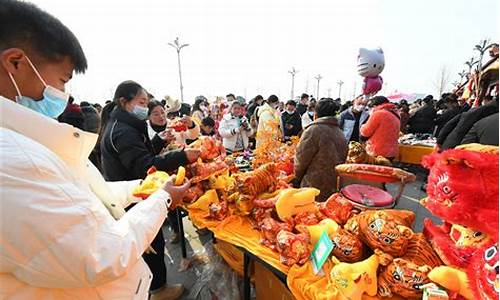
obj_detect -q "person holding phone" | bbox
[218,101,253,154]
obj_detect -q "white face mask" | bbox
[353,104,366,112]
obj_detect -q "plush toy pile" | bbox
[133,136,499,300]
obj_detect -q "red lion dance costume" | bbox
[421,147,499,300]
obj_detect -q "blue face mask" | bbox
[131,105,149,121]
[8,56,70,119]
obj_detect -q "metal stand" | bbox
[176,208,187,258]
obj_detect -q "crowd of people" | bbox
[1,1,498,300]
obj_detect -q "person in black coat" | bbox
[296,93,309,116]
[438,96,498,150]
[281,100,302,140]
[461,113,499,146]
[434,99,461,136]
[99,81,200,298]
[408,95,437,134]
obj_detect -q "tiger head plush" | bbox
[378,258,433,300]
[345,210,415,257]
[346,141,368,164]
[330,228,365,263]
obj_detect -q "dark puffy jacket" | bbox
[81,105,101,133]
[408,104,436,134]
[439,102,499,150]
[100,107,188,181]
[434,107,461,136]
[461,113,499,146]
[281,111,302,138]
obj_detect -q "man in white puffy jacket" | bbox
[0,1,189,299]
[218,101,253,154]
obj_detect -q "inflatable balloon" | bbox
[357,48,385,96]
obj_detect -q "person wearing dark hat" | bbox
[297,93,309,116]
[281,100,302,140]
[408,95,437,134]
[58,102,85,130]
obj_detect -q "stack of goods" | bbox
[399,133,437,147]
[253,134,298,177]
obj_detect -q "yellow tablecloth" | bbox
[395,144,436,165]
[188,208,289,274]
[187,207,403,300]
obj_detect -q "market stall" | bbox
[395,134,437,165]
[133,136,498,300]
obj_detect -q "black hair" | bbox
[201,116,215,127]
[267,95,279,104]
[301,93,309,100]
[370,96,390,107]
[98,80,145,144]
[179,103,191,116]
[423,95,433,104]
[148,100,163,116]
[226,94,235,99]
[80,101,91,107]
[286,100,297,107]
[0,0,87,73]
[192,98,205,113]
[254,95,264,101]
[93,103,102,108]
[147,92,155,100]
[315,98,340,118]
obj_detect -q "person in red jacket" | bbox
[360,96,401,159]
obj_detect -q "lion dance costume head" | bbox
[421,148,499,300]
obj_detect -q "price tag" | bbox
[311,230,334,275]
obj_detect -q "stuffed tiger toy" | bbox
[377,233,442,299]
[346,141,392,166]
[344,209,415,257]
[330,228,366,263]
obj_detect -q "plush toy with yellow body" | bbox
[133,166,187,199]
[188,189,219,211]
[275,188,320,221]
[330,254,379,300]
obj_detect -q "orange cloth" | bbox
[360,103,400,158]
[188,208,289,274]
[287,262,404,300]
[188,207,403,300]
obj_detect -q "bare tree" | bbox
[432,65,452,96]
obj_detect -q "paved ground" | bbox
[160,164,439,299]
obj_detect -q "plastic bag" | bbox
[188,243,242,300]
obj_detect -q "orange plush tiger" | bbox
[330,228,366,263]
[377,233,442,299]
[344,209,415,257]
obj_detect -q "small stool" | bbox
[341,184,395,209]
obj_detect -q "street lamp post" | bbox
[336,80,344,99]
[168,37,189,102]
[314,74,322,99]
[288,67,298,100]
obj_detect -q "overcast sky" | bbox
[33,0,498,104]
